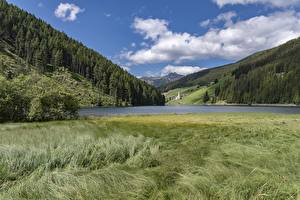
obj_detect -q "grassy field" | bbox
[165,86,214,105]
[0,113,300,199]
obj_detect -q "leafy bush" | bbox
[0,76,30,122]
[0,75,79,122]
[29,92,79,121]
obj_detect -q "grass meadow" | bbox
[0,113,300,199]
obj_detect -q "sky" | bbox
[6,0,300,77]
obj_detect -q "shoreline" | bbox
[166,103,300,108]
[208,103,299,108]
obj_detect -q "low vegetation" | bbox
[1,113,300,199]
[0,74,80,122]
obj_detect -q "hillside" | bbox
[141,73,184,87]
[164,86,213,105]
[0,0,164,108]
[0,43,115,107]
[162,38,300,105]
[160,63,238,92]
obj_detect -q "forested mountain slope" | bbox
[218,38,300,104]
[0,43,114,107]
[160,63,238,92]
[0,40,118,122]
[0,0,164,107]
[162,38,300,105]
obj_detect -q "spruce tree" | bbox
[54,50,63,67]
[203,91,210,103]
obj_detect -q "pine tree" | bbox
[203,91,210,103]
[34,50,46,73]
[54,50,63,67]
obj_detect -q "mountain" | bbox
[141,73,184,87]
[160,64,239,92]
[0,41,114,107]
[162,37,300,105]
[0,0,165,108]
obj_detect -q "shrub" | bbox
[0,76,31,122]
[29,92,79,121]
[0,75,79,122]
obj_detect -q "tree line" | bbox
[214,38,300,104]
[0,0,165,107]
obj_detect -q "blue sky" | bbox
[7,0,300,77]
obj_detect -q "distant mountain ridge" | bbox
[141,73,184,87]
[161,37,300,105]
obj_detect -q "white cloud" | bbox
[200,19,211,28]
[140,42,149,47]
[215,11,237,27]
[200,11,237,28]
[213,0,300,8]
[55,3,84,22]
[124,11,300,64]
[161,65,207,76]
[121,66,130,71]
[132,17,170,40]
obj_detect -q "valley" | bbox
[1,0,300,199]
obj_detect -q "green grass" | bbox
[163,86,199,98]
[165,86,211,105]
[0,113,300,199]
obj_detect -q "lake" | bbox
[79,105,300,116]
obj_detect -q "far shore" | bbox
[210,103,299,107]
[81,104,300,109]
[166,103,300,108]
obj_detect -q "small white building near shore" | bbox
[175,92,182,100]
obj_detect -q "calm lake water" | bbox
[79,105,300,117]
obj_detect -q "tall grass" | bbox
[0,130,160,199]
[0,113,300,199]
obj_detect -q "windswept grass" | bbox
[0,113,300,199]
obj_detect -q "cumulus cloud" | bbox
[213,0,300,8]
[124,11,300,64]
[132,18,170,40]
[215,11,237,27]
[200,19,211,28]
[200,11,237,28]
[55,3,84,21]
[121,66,130,71]
[161,65,207,76]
